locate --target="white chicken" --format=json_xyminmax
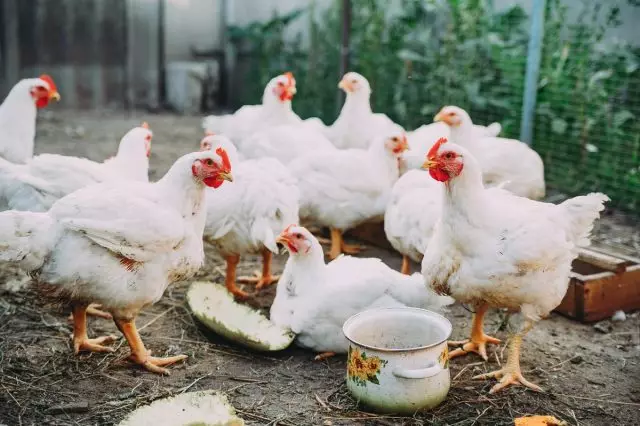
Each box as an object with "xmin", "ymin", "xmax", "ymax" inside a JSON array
[
  {"xmin": 384, "ymin": 168, "xmax": 442, "ymax": 274},
  {"xmin": 0, "ymin": 149, "xmax": 233, "ymax": 374},
  {"xmin": 434, "ymin": 106, "xmax": 545, "ymax": 199},
  {"xmin": 290, "ymin": 128, "xmax": 408, "ymax": 259},
  {"xmin": 202, "ymin": 72, "xmax": 299, "ymax": 142},
  {"xmin": 402, "ymin": 119, "xmax": 502, "ymax": 173},
  {"xmin": 271, "ymin": 225, "xmax": 453, "ymax": 359},
  {"xmin": 0, "ymin": 123, "xmax": 152, "ymax": 212},
  {"xmin": 0, "ymin": 75, "xmax": 60, "ymax": 164},
  {"xmin": 200, "ymin": 134, "xmax": 299, "ymax": 299},
  {"xmin": 327, "ymin": 72, "xmax": 401, "ymax": 150},
  {"xmin": 239, "ymin": 123, "xmax": 337, "ymax": 165},
  {"xmin": 420, "ymin": 137, "xmax": 608, "ymax": 393}
]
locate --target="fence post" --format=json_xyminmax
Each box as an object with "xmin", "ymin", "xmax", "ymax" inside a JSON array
[
  {"xmin": 520, "ymin": 0, "xmax": 547, "ymax": 145},
  {"xmin": 337, "ymin": 0, "xmax": 351, "ymax": 114}
]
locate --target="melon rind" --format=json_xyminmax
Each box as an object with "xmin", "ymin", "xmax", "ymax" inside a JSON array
[
  {"xmin": 187, "ymin": 281, "xmax": 295, "ymax": 351},
  {"xmin": 118, "ymin": 390, "xmax": 244, "ymax": 426}
]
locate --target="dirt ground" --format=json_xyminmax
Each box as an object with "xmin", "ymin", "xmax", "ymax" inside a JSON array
[{"xmin": 0, "ymin": 110, "xmax": 639, "ymax": 426}]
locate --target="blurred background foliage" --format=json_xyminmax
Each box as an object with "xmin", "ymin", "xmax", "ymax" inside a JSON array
[{"xmin": 229, "ymin": 0, "xmax": 640, "ymax": 211}]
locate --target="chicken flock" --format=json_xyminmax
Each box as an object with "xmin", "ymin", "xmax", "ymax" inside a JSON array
[{"xmin": 0, "ymin": 72, "xmax": 608, "ymax": 394}]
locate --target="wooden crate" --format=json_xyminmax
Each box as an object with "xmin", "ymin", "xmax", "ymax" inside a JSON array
[{"xmin": 350, "ymin": 222, "xmax": 640, "ymax": 323}]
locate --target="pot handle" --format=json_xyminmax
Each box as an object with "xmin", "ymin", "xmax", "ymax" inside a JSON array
[{"xmin": 392, "ymin": 362, "xmax": 442, "ymax": 379}]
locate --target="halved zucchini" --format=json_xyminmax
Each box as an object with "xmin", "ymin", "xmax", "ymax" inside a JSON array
[
  {"xmin": 118, "ymin": 390, "xmax": 244, "ymax": 426},
  {"xmin": 187, "ymin": 281, "xmax": 295, "ymax": 351}
]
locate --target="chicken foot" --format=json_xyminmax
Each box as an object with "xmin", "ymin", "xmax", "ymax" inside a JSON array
[
  {"xmin": 225, "ymin": 254, "xmax": 250, "ymax": 299},
  {"xmin": 314, "ymin": 352, "xmax": 336, "ymax": 361},
  {"xmin": 401, "ymin": 255, "xmax": 411, "ymax": 275},
  {"xmin": 71, "ymin": 305, "xmax": 117, "ymax": 354},
  {"xmin": 473, "ymin": 319, "xmax": 542, "ymax": 393},
  {"xmin": 67, "ymin": 303, "xmax": 113, "ymax": 322},
  {"xmin": 448, "ymin": 304, "xmax": 501, "ymax": 361},
  {"xmin": 328, "ymin": 228, "xmax": 367, "ymax": 260},
  {"xmin": 237, "ymin": 250, "xmax": 280, "ymax": 290},
  {"xmin": 115, "ymin": 317, "xmax": 187, "ymax": 375}
]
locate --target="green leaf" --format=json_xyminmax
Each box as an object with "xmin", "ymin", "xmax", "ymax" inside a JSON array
[
  {"xmin": 588, "ymin": 70, "xmax": 613, "ymax": 89},
  {"xmin": 613, "ymin": 110, "xmax": 635, "ymax": 128},
  {"xmin": 551, "ymin": 117, "xmax": 568, "ymax": 134},
  {"xmin": 369, "ymin": 375, "xmax": 380, "ymax": 385},
  {"xmin": 397, "ymin": 49, "xmax": 426, "ymax": 63}
]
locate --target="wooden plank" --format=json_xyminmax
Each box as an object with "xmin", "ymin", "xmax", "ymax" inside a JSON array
[
  {"xmin": 581, "ymin": 265, "xmax": 640, "ymax": 322},
  {"xmin": 578, "ymin": 247, "xmax": 629, "ymax": 274}
]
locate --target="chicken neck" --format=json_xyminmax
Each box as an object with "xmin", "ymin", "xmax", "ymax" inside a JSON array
[
  {"xmin": 448, "ymin": 303, "xmax": 501, "ymax": 361},
  {"xmin": 0, "ymin": 80, "xmax": 38, "ymax": 163},
  {"xmin": 473, "ymin": 319, "xmax": 542, "ymax": 393},
  {"xmin": 448, "ymin": 120, "xmax": 477, "ymax": 150},
  {"xmin": 115, "ymin": 316, "xmax": 187, "ymax": 375}
]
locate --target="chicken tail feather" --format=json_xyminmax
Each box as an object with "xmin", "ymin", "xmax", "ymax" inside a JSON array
[
  {"xmin": 0, "ymin": 210, "xmax": 54, "ymax": 272},
  {"xmin": 560, "ymin": 192, "xmax": 609, "ymax": 248}
]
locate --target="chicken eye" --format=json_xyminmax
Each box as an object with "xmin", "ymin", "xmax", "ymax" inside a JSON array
[
  {"xmin": 444, "ymin": 152, "xmax": 455, "ymax": 159},
  {"xmin": 448, "ymin": 112, "xmax": 455, "ymax": 117},
  {"xmin": 206, "ymin": 159, "xmax": 213, "ymax": 166},
  {"xmin": 277, "ymin": 82, "xmax": 284, "ymax": 86},
  {"xmin": 392, "ymin": 137, "xmax": 399, "ymax": 142},
  {"xmin": 351, "ymin": 79, "xmax": 357, "ymax": 84},
  {"xmin": 295, "ymin": 233, "xmax": 302, "ymax": 239}
]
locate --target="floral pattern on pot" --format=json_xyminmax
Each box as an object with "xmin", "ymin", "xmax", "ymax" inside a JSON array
[
  {"xmin": 438, "ymin": 346, "xmax": 449, "ymax": 369},
  {"xmin": 347, "ymin": 346, "xmax": 388, "ymax": 386}
]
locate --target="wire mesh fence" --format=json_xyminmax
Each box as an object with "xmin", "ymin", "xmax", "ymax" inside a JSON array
[{"xmin": 230, "ymin": 0, "xmax": 640, "ymax": 212}]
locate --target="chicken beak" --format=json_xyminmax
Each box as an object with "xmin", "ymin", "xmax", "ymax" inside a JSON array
[
  {"xmin": 400, "ymin": 136, "xmax": 410, "ymax": 152},
  {"xmin": 276, "ymin": 233, "xmax": 290, "ymax": 246},
  {"xmin": 338, "ymin": 79, "xmax": 352, "ymax": 92},
  {"xmin": 219, "ymin": 171, "xmax": 233, "ymax": 182},
  {"xmin": 433, "ymin": 112, "xmax": 443, "ymax": 123},
  {"xmin": 50, "ymin": 91, "xmax": 61, "ymax": 101},
  {"xmin": 289, "ymin": 86, "xmax": 297, "ymax": 95},
  {"xmin": 422, "ymin": 159, "xmax": 438, "ymax": 170}
]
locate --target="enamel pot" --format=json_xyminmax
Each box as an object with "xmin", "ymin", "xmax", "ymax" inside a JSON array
[{"xmin": 342, "ymin": 307, "xmax": 452, "ymax": 414}]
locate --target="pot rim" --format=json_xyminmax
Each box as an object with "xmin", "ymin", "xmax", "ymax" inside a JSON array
[{"xmin": 342, "ymin": 307, "xmax": 452, "ymax": 353}]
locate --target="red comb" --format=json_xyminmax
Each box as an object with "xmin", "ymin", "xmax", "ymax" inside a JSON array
[
  {"xmin": 141, "ymin": 122, "xmax": 149, "ymax": 129},
  {"xmin": 39, "ymin": 74, "xmax": 57, "ymax": 92},
  {"xmin": 215, "ymin": 147, "xmax": 231, "ymax": 171},
  {"xmin": 427, "ymin": 137, "xmax": 448, "ymax": 159},
  {"xmin": 284, "ymin": 72, "xmax": 294, "ymax": 85},
  {"xmin": 205, "ymin": 130, "xmax": 215, "ymax": 136}
]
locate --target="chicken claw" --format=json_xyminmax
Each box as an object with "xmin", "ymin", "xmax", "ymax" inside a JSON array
[
  {"xmin": 474, "ymin": 365, "xmax": 542, "ymax": 394},
  {"xmin": 236, "ymin": 250, "xmax": 280, "ymax": 290},
  {"xmin": 473, "ymin": 320, "xmax": 542, "ymax": 394},
  {"xmin": 71, "ymin": 305, "xmax": 117, "ymax": 354},
  {"xmin": 328, "ymin": 228, "xmax": 367, "ymax": 259},
  {"xmin": 74, "ymin": 335, "xmax": 117, "ymax": 354},
  {"xmin": 449, "ymin": 303, "xmax": 500, "ymax": 361},
  {"xmin": 448, "ymin": 334, "xmax": 501, "ymax": 361},
  {"xmin": 116, "ymin": 318, "xmax": 187, "ymax": 375}
]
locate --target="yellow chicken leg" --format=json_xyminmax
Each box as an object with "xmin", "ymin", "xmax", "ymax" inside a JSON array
[
  {"xmin": 115, "ymin": 317, "xmax": 187, "ymax": 375},
  {"xmin": 473, "ymin": 320, "xmax": 542, "ymax": 393},
  {"xmin": 314, "ymin": 352, "xmax": 336, "ymax": 361},
  {"xmin": 71, "ymin": 305, "xmax": 117, "ymax": 354},
  {"xmin": 328, "ymin": 228, "xmax": 366, "ymax": 259},
  {"xmin": 225, "ymin": 254, "xmax": 250, "ymax": 299},
  {"xmin": 400, "ymin": 255, "xmax": 411, "ymax": 275},
  {"xmin": 449, "ymin": 304, "xmax": 501, "ymax": 361},
  {"xmin": 237, "ymin": 249, "xmax": 280, "ymax": 290}
]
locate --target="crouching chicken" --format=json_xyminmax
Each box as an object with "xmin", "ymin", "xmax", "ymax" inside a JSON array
[
  {"xmin": 270, "ymin": 225, "xmax": 453, "ymax": 360},
  {"xmin": 420, "ymin": 137, "xmax": 608, "ymax": 393},
  {"xmin": 0, "ymin": 150, "xmax": 233, "ymax": 374}
]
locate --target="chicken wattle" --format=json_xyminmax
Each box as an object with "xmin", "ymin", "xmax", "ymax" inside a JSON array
[
  {"xmin": 420, "ymin": 137, "xmax": 608, "ymax": 393},
  {"xmin": 0, "ymin": 149, "xmax": 233, "ymax": 374}
]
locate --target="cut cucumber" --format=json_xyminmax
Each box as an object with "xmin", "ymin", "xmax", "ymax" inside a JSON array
[
  {"xmin": 187, "ymin": 281, "xmax": 295, "ymax": 351},
  {"xmin": 118, "ymin": 390, "xmax": 244, "ymax": 426}
]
